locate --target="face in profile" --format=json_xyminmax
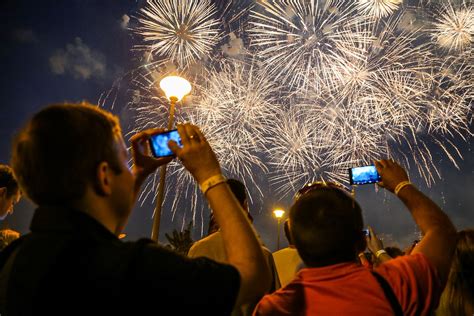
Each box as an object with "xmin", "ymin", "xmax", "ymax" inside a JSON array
[{"xmin": 0, "ymin": 190, "xmax": 21, "ymax": 220}]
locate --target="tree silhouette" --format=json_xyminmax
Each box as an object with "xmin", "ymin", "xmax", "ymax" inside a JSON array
[{"xmin": 164, "ymin": 221, "xmax": 194, "ymax": 255}]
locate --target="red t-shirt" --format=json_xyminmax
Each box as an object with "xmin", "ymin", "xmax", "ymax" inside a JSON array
[{"xmin": 254, "ymin": 253, "xmax": 441, "ymax": 316}]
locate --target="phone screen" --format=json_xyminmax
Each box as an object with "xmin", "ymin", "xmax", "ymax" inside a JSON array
[
  {"xmin": 349, "ymin": 165, "xmax": 381, "ymax": 185},
  {"xmin": 149, "ymin": 129, "xmax": 182, "ymax": 158}
]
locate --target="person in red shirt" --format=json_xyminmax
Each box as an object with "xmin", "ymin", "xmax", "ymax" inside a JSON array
[{"xmin": 254, "ymin": 160, "xmax": 457, "ymax": 316}]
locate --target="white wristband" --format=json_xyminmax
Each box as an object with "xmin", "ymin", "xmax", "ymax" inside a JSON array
[
  {"xmin": 375, "ymin": 249, "xmax": 387, "ymax": 259},
  {"xmin": 200, "ymin": 174, "xmax": 227, "ymax": 196}
]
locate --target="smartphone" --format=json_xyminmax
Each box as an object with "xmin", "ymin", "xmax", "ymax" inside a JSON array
[
  {"xmin": 149, "ymin": 129, "xmax": 182, "ymax": 158},
  {"xmin": 363, "ymin": 229, "xmax": 370, "ymax": 238},
  {"xmin": 349, "ymin": 165, "xmax": 381, "ymax": 185}
]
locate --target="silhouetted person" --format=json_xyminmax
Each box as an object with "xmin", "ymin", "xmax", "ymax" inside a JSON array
[
  {"xmin": 0, "ymin": 103, "xmax": 271, "ymax": 315},
  {"xmin": 189, "ymin": 179, "xmax": 279, "ymax": 316},
  {"xmin": 436, "ymin": 229, "xmax": 474, "ymax": 316},
  {"xmin": 254, "ymin": 160, "xmax": 457, "ymax": 316}
]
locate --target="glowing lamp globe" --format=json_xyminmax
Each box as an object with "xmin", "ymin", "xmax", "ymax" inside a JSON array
[
  {"xmin": 273, "ymin": 209, "xmax": 285, "ymax": 219},
  {"xmin": 159, "ymin": 76, "xmax": 192, "ymax": 102}
]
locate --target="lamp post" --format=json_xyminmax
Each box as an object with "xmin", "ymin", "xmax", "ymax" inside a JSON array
[
  {"xmin": 151, "ymin": 75, "xmax": 192, "ymax": 242},
  {"xmin": 273, "ymin": 209, "xmax": 285, "ymax": 250}
]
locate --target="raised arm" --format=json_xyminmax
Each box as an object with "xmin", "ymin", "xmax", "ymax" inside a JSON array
[
  {"xmin": 366, "ymin": 226, "xmax": 392, "ymax": 264},
  {"xmin": 374, "ymin": 160, "xmax": 457, "ymax": 285},
  {"xmin": 169, "ymin": 124, "xmax": 271, "ymax": 306}
]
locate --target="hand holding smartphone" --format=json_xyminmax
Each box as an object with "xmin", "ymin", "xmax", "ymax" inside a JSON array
[
  {"xmin": 149, "ymin": 129, "xmax": 183, "ymax": 158},
  {"xmin": 349, "ymin": 165, "xmax": 382, "ymax": 185}
]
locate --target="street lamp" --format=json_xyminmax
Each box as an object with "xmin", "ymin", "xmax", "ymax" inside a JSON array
[
  {"xmin": 273, "ymin": 209, "xmax": 285, "ymax": 250},
  {"xmin": 151, "ymin": 75, "xmax": 192, "ymax": 242}
]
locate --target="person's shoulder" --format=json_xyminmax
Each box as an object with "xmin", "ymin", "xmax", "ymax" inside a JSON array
[
  {"xmin": 375, "ymin": 253, "xmax": 442, "ymax": 314},
  {"xmin": 196, "ymin": 231, "xmax": 222, "ymax": 244},
  {"xmin": 273, "ymin": 247, "xmax": 297, "ymax": 258},
  {"xmin": 254, "ymin": 276, "xmax": 304, "ymax": 315},
  {"xmin": 189, "ymin": 231, "xmax": 222, "ymax": 249},
  {"xmin": 377, "ymin": 253, "xmax": 437, "ymax": 275}
]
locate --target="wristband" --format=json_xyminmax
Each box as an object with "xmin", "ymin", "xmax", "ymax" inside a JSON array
[
  {"xmin": 394, "ymin": 181, "xmax": 412, "ymax": 196},
  {"xmin": 200, "ymin": 174, "xmax": 227, "ymax": 196},
  {"xmin": 375, "ymin": 249, "xmax": 387, "ymax": 259}
]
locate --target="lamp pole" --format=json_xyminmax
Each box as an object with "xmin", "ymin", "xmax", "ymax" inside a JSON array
[
  {"xmin": 151, "ymin": 96, "xmax": 177, "ymax": 242},
  {"xmin": 273, "ymin": 209, "xmax": 285, "ymax": 250},
  {"xmin": 277, "ymin": 217, "xmax": 282, "ymax": 250}
]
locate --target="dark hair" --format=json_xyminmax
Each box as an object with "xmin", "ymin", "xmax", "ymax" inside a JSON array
[
  {"xmin": 385, "ymin": 246, "xmax": 404, "ymax": 258},
  {"xmin": 438, "ymin": 229, "xmax": 474, "ymax": 315},
  {"xmin": 289, "ymin": 188, "xmax": 365, "ymax": 267},
  {"xmin": 0, "ymin": 165, "xmax": 19, "ymax": 197},
  {"xmin": 207, "ymin": 179, "xmax": 251, "ymax": 235},
  {"xmin": 11, "ymin": 102, "xmax": 122, "ymax": 206},
  {"xmin": 226, "ymin": 179, "xmax": 247, "ymax": 206}
]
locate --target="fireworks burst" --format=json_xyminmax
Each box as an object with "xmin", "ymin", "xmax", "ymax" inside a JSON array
[
  {"xmin": 264, "ymin": 12, "xmax": 471, "ymax": 194},
  {"xmin": 128, "ymin": 58, "xmax": 281, "ymax": 231},
  {"xmin": 424, "ymin": 54, "xmax": 473, "ymax": 137},
  {"xmin": 357, "ymin": 0, "xmax": 403, "ymax": 19},
  {"xmin": 135, "ymin": 0, "xmax": 221, "ymax": 70},
  {"xmin": 185, "ymin": 59, "xmax": 282, "ymax": 200},
  {"xmin": 119, "ymin": 0, "xmax": 473, "ymax": 231},
  {"xmin": 248, "ymin": 0, "xmax": 368, "ymax": 91},
  {"xmin": 431, "ymin": 1, "xmax": 474, "ymax": 52}
]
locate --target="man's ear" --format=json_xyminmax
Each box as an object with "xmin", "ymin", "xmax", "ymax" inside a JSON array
[
  {"xmin": 0, "ymin": 187, "xmax": 6, "ymax": 198},
  {"xmin": 94, "ymin": 162, "xmax": 113, "ymax": 196}
]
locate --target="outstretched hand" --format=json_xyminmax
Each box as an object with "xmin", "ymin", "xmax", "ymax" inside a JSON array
[
  {"xmin": 130, "ymin": 128, "xmax": 173, "ymax": 179},
  {"xmin": 366, "ymin": 226, "xmax": 384, "ymax": 255},
  {"xmin": 374, "ymin": 159, "xmax": 409, "ymax": 193},
  {"xmin": 168, "ymin": 123, "xmax": 222, "ymax": 184}
]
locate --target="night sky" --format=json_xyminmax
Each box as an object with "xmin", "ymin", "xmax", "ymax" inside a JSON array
[{"xmin": 1, "ymin": 0, "xmax": 472, "ymax": 251}]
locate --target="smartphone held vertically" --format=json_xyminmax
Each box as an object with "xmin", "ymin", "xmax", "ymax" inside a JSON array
[
  {"xmin": 363, "ymin": 229, "xmax": 370, "ymax": 238},
  {"xmin": 149, "ymin": 129, "xmax": 183, "ymax": 158},
  {"xmin": 349, "ymin": 165, "xmax": 381, "ymax": 185}
]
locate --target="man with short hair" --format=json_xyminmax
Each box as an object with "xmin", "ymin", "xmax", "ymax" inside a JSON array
[
  {"xmin": 254, "ymin": 160, "xmax": 457, "ymax": 315},
  {"xmin": 189, "ymin": 178, "xmax": 280, "ymax": 316},
  {"xmin": 0, "ymin": 165, "xmax": 20, "ymax": 220},
  {"xmin": 0, "ymin": 103, "xmax": 271, "ymax": 315}
]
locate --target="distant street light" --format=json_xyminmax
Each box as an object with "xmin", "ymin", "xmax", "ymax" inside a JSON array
[{"xmin": 273, "ymin": 209, "xmax": 285, "ymax": 250}]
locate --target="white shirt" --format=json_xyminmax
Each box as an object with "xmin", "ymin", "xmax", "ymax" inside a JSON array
[{"xmin": 272, "ymin": 247, "xmax": 304, "ymax": 287}]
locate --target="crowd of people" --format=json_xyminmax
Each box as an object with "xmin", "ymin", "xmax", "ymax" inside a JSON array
[{"xmin": 0, "ymin": 102, "xmax": 472, "ymax": 315}]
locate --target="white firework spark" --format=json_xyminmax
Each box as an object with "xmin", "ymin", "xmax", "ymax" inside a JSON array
[
  {"xmin": 357, "ymin": 0, "xmax": 403, "ymax": 19},
  {"xmin": 424, "ymin": 54, "xmax": 473, "ymax": 137},
  {"xmin": 134, "ymin": 0, "xmax": 221, "ymax": 69},
  {"xmin": 329, "ymin": 16, "xmax": 432, "ymax": 103},
  {"xmin": 119, "ymin": 0, "xmax": 473, "ymax": 228},
  {"xmin": 430, "ymin": 1, "xmax": 474, "ymax": 52},
  {"xmin": 128, "ymin": 58, "xmax": 281, "ymax": 231},
  {"xmin": 266, "ymin": 13, "xmax": 469, "ymax": 193},
  {"xmin": 191, "ymin": 59, "xmax": 279, "ymax": 181},
  {"xmin": 248, "ymin": 0, "xmax": 369, "ymax": 91},
  {"xmin": 266, "ymin": 109, "xmax": 321, "ymax": 196}
]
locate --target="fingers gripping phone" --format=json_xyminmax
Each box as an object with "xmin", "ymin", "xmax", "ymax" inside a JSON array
[
  {"xmin": 149, "ymin": 129, "xmax": 183, "ymax": 158},
  {"xmin": 349, "ymin": 165, "xmax": 381, "ymax": 185}
]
